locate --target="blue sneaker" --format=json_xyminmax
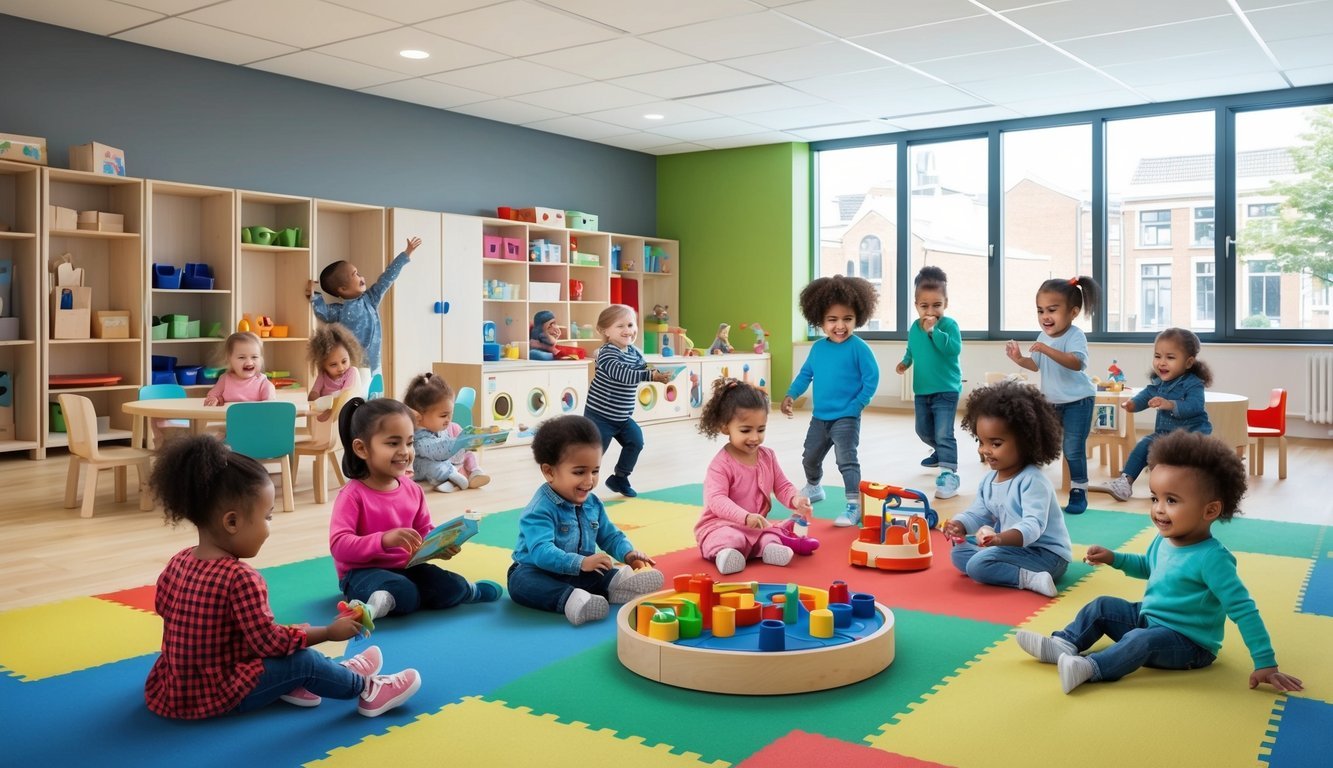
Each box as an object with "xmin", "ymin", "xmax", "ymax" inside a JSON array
[
  {"xmin": 921, "ymin": 453, "xmax": 939, "ymax": 468},
  {"xmin": 834, "ymin": 502, "xmax": 861, "ymax": 527},
  {"xmin": 605, "ymin": 474, "xmax": 637, "ymax": 497},
  {"xmin": 1064, "ymin": 488, "xmax": 1087, "ymax": 515},
  {"xmin": 801, "ymin": 483, "xmax": 825, "ymax": 504},
  {"xmin": 934, "ymin": 470, "xmax": 960, "ymax": 500}
]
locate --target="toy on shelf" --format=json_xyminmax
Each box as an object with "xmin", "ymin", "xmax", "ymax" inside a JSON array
[
  {"xmin": 740, "ymin": 322, "xmax": 770, "ymax": 354},
  {"xmin": 336, "ymin": 599, "xmax": 375, "ymax": 638},
  {"xmin": 253, "ymin": 315, "xmax": 275, "ymax": 338},
  {"xmin": 650, "ymin": 304, "xmax": 669, "ymax": 324},
  {"xmin": 851, "ymin": 482, "xmax": 938, "ymax": 571},
  {"xmin": 237, "ymin": 314, "xmax": 251, "ymax": 333},
  {"xmin": 1094, "ymin": 360, "xmax": 1127, "ymax": 392},
  {"xmin": 709, "ymin": 323, "xmax": 734, "ymax": 355}
]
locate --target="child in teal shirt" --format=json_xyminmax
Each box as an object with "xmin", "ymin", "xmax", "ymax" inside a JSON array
[{"xmin": 896, "ymin": 266, "xmax": 962, "ymax": 499}]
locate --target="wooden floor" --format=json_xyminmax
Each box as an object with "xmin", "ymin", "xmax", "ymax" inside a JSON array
[{"xmin": 2, "ymin": 409, "xmax": 1329, "ymax": 612}]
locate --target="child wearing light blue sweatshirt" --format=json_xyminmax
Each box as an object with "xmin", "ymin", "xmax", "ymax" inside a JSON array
[
  {"xmin": 781, "ymin": 275, "xmax": 880, "ymax": 528},
  {"xmin": 307, "ymin": 236, "xmax": 420, "ymax": 375},
  {"xmin": 897, "ymin": 266, "xmax": 963, "ymax": 500}
]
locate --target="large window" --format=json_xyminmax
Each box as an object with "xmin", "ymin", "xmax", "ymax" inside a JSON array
[
  {"xmin": 1140, "ymin": 263, "xmax": 1172, "ymax": 331},
  {"xmin": 1192, "ymin": 207, "xmax": 1214, "ymax": 247},
  {"xmin": 1244, "ymin": 260, "xmax": 1282, "ymax": 327},
  {"xmin": 1193, "ymin": 259, "xmax": 1215, "ymax": 328},
  {"xmin": 909, "ymin": 138, "xmax": 988, "ymax": 331},
  {"xmin": 815, "ymin": 144, "xmax": 896, "ymax": 331}
]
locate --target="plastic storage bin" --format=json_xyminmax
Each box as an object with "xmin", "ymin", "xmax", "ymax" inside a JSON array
[
  {"xmin": 176, "ymin": 365, "xmax": 203, "ymax": 385},
  {"xmin": 152, "ymin": 264, "xmax": 182, "ymax": 289},
  {"xmin": 182, "ymin": 263, "xmax": 214, "ymax": 290}
]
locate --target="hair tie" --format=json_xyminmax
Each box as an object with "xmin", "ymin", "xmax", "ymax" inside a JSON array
[
  {"xmin": 1069, "ymin": 277, "xmax": 1079, "ymax": 286},
  {"xmin": 724, "ymin": 377, "xmax": 740, "ymax": 389}
]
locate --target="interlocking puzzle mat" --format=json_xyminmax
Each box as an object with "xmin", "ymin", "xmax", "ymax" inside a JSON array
[{"xmin": 0, "ymin": 486, "xmax": 1327, "ymax": 767}]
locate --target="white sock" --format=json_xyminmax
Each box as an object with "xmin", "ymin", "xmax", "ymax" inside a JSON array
[
  {"xmin": 1015, "ymin": 629, "xmax": 1077, "ymax": 663},
  {"xmin": 563, "ymin": 588, "xmax": 609, "ymax": 626},
  {"xmin": 1058, "ymin": 654, "xmax": 1096, "ymax": 694},
  {"xmin": 366, "ymin": 590, "xmax": 395, "ymax": 619},
  {"xmin": 715, "ymin": 548, "xmax": 746, "ymax": 575},
  {"xmin": 607, "ymin": 566, "xmax": 664, "ymax": 603},
  {"xmin": 761, "ymin": 543, "xmax": 794, "ymax": 567},
  {"xmin": 1018, "ymin": 569, "xmax": 1058, "ymax": 597}
]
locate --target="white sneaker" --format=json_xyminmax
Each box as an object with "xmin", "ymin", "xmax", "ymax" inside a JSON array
[
  {"xmin": 563, "ymin": 588, "xmax": 609, "ymax": 626},
  {"xmin": 448, "ymin": 470, "xmax": 469, "ymax": 490},
  {"xmin": 934, "ymin": 470, "xmax": 961, "ymax": 499},
  {"xmin": 1058, "ymin": 654, "xmax": 1096, "ymax": 694},
  {"xmin": 1107, "ymin": 474, "xmax": 1133, "ymax": 501},
  {"xmin": 834, "ymin": 502, "xmax": 861, "ymax": 527},
  {"xmin": 468, "ymin": 470, "xmax": 491, "ymax": 489},
  {"xmin": 1018, "ymin": 568, "xmax": 1058, "ymax": 597},
  {"xmin": 715, "ymin": 548, "xmax": 746, "ymax": 575},
  {"xmin": 1015, "ymin": 630, "xmax": 1076, "ymax": 663},
  {"xmin": 608, "ymin": 566, "xmax": 664, "ymax": 603},
  {"xmin": 434, "ymin": 481, "xmax": 457, "ymax": 493},
  {"xmin": 366, "ymin": 590, "xmax": 396, "ymax": 620},
  {"xmin": 801, "ymin": 483, "xmax": 825, "ymax": 504},
  {"xmin": 761, "ymin": 543, "xmax": 794, "ymax": 567}
]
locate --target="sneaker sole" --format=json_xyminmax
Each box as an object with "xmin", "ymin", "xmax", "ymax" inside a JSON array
[
  {"xmin": 715, "ymin": 549, "xmax": 746, "ymax": 575},
  {"xmin": 279, "ymin": 694, "xmax": 322, "ymax": 707},
  {"xmin": 468, "ymin": 474, "xmax": 491, "ymax": 489},
  {"xmin": 934, "ymin": 489, "xmax": 959, "ymax": 499},
  {"xmin": 761, "ymin": 546, "xmax": 794, "ymax": 567},
  {"xmin": 833, "ymin": 515, "xmax": 859, "ymax": 527},
  {"xmin": 570, "ymin": 596, "xmax": 610, "ymax": 625},
  {"xmin": 358, "ymin": 673, "xmax": 422, "ymax": 717},
  {"xmin": 608, "ymin": 569, "xmax": 664, "ymax": 603}
]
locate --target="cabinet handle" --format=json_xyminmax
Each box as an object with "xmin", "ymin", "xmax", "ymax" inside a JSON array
[{"xmin": 433, "ymin": 301, "xmax": 450, "ymax": 314}]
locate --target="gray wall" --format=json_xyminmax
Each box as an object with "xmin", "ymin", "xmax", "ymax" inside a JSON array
[{"xmin": 0, "ymin": 14, "xmax": 657, "ymax": 234}]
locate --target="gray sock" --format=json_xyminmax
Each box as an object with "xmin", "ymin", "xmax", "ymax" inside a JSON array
[
  {"xmin": 366, "ymin": 590, "xmax": 396, "ymax": 619},
  {"xmin": 1015, "ymin": 629, "xmax": 1077, "ymax": 663},
  {"xmin": 1058, "ymin": 654, "xmax": 1096, "ymax": 694}
]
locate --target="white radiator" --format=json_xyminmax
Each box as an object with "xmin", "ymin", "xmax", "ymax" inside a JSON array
[
  {"xmin": 1308, "ymin": 353, "xmax": 1333, "ymax": 424},
  {"xmin": 900, "ymin": 365, "xmax": 913, "ymax": 402}
]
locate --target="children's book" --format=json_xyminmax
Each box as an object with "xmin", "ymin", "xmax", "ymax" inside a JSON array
[
  {"xmin": 437, "ymin": 425, "xmax": 512, "ymax": 455},
  {"xmin": 407, "ymin": 513, "xmax": 480, "ymax": 567}
]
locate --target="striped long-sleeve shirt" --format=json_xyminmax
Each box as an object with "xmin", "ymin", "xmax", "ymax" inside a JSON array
[{"xmin": 585, "ymin": 343, "xmax": 651, "ymax": 422}]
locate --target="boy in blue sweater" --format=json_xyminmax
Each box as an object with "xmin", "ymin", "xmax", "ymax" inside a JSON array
[
  {"xmin": 781, "ymin": 275, "xmax": 880, "ymax": 527},
  {"xmin": 1015, "ymin": 430, "xmax": 1303, "ymax": 695},
  {"xmin": 306, "ymin": 236, "xmax": 420, "ymax": 375}
]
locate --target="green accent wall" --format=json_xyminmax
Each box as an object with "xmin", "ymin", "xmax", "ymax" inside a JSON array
[{"xmin": 657, "ymin": 143, "xmax": 810, "ymax": 390}]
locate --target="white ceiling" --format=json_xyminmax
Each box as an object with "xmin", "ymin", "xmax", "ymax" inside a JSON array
[{"xmin": 6, "ymin": 0, "xmax": 1333, "ymax": 155}]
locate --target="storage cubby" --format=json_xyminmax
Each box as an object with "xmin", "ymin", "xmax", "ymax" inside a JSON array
[
  {"xmin": 237, "ymin": 191, "xmax": 311, "ymax": 391},
  {"xmin": 0, "ymin": 160, "xmax": 41, "ymax": 457},
  {"xmin": 567, "ymin": 231, "xmax": 611, "ymax": 348}
]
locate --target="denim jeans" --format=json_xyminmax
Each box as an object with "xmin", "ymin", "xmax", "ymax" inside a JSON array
[
  {"xmin": 507, "ymin": 562, "xmax": 619, "ymax": 614},
  {"xmin": 949, "ymin": 542, "xmax": 1069, "ymax": 589},
  {"xmin": 1122, "ymin": 431, "xmax": 1162, "ymax": 482},
  {"xmin": 586, "ymin": 411, "xmax": 643, "ymax": 477},
  {"xmin": 339, "ymin": 564, "xmax": 471, "ymax": 615},
  {"xmin": 233, "ymin": 648, "xmax": 363, "ymax": 713},
  {"xmin": 1054, "ymin": 396, "xmax": 1095, "ymax": 487},
  {"xmin": 914, "ymin": 392, "xmax": 959, "ymax": 471},
  {"xmin": 801, "ymin": 415, "xmax": 862, "ymax": 498},
  {"xmin": 1054, "ymin": 596, "xmax": 1216, "ymax": 682}
]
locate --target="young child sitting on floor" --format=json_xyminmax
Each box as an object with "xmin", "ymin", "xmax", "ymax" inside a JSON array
[{"xmin": 401, "ymin": 372, "xmax": 489, "ymax": 492}]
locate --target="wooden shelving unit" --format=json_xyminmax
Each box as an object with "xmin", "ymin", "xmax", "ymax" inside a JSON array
[
  {"xmin": 0, "ymin": 160, "xmax": 42, "ymax": 457},
  {"xmin": 313, "ymin": 198, "xmax": 385, "ymax": 387},
  {"xmin": 237, "ymin": 191, "xmax": 311, "ymax": 392}
]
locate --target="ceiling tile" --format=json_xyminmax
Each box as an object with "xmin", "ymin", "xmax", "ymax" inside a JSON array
[
  {"xmin": 854, "ymin": 15, "xmax": 1038, "ymax": 63},
  {"xmin": 417, "ymin": 0, "xmax": 617, "ymax": 57},
  {"xmin": 448, "ymin": 98, "xmax": 566, "ymax": 124},
  {"xmin": 247, "ymin": 51, "xmax": 406, "ymax": 90},
  {"xmin": 914, "ymin": 44, "xmax": 1078, "ymax": 82},
  {"xmin": 723, "ymin": 42, "xmax": 890, "ymax": 81},
  {"xmin": 789, "ymin": 66, "xmax": 945, "ymax": 102},
  {"xmin": 523, "ymin": 115, "xmax": 631, "ymax": 140},
  {"xmin": 1004, "ymin": 88, "xmax": 1146, "ymax": 117},
  {"xmin": 696, "ymin": 131, "xmax": 802, "ymax": 149},
  {"xmin": 785, "ymin": 121, "xmax": 896, "ymax": 141},
  {"xmin": 526, "ymin": 37, "xmax": 702, "ymax": 80},
  {"xmin": 114, "ymin": 0, "xmax": 219, "ymax": 13},
  {"xmin": 1286, "ymin": 62, "xmax": 1333, "ymax": 85},
  {"xmin": 1058, "ymin": 16, "xmax": 1260, "ymax": 66},
  {"xmin": 183, "ymin": 0, "xmax": 396, "ymax": 48},
  {"xmin": 653, "ymin": 117, "xmax": 772, "ymax": 141},
  {"xmin": 650, "ymin": 142, "xmax": 712, "ymax": 155},
  {"xmin": 360, "ymin": 78, "xmax": 492, "ymax": 109},
  {"xmin": 428, "ymin": 59, "xmax": 587, "ymax": 97},
  {"xmin": 886, "ymin": 105, "xmax": 1023, "ymax": 130},
  {"xmin": 779, "ymin": 0, "xmax": 984, "ymax": 37},
  {"xmin": 511, "ymin": 81, "xmax": 657, "ymax": 112},
  {"xmin": 1135, "ymin": 71, "xmax": 1289, "ymax": 101},
  {"xmin": 1003, "ymin": 0, "xmax": 1230, "ymax": 42},
  {"xmin": 1101, "ymin": 48, "xmax": 1278, "ymax": 87},
  {"xmin": 0, "ymin": 0, "xmax": 161, "ymax": 35},
  {"xmin": 1267, "ymin": 32, "xmax": 1333, "ymax": 69},
  {"xmin": 974, "ymin": 0, "xmax": 1072, "ymax": 10},
  {"xmin": 957, "ymin": 67, "xmax": 1127, "ymax": 102},
  {"xmin": 741, "ymin": 103, "xmax": 874, "ymax": 131},
  {"xmin": 539, "ymin": 0, "xmax": 759, "ymax": 35},
  {"xmin": 320, "ymin": 0, "xmax": 493, "ymax": 24},
  {"xmin": 580, "ymin": 101, "xmax": 721, "ymax": 130},
  {"xmin": 643, "ymin": 11, "xmax": 832, "ymax": 60},
  {"xmin": 315, "ymin": 27, "xmax": 504, "ymax": 75},
  {"xmin": 596, "ymin": 132, "xmax": 691, "ymax": 151},
  {"xmin": 607, "ymin": 64, "xmax": 768, "ymax": 100},
  {"xmin": 678, "ymin": 84, "xmax": 825, "ymax": 115},
  {"xmin": 114, "ymin": 17, "xmax": 297, "ymax": 65},
  {"xmin": 873, "ymin": 85, "xmax": 991, "ymax": 118},
  {"xmin": 1246, "ymin": 0, "xmax": 1333, "ymax": 42}
]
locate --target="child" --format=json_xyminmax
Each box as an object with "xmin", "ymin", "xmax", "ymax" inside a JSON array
[
  {"xmin": 203, "ymin": 332, "xmax": 275, "ymax": 406},
  {"xmin": 529, "ymin": 309, "xmax": 585, "ymax": 360},
  {"xmin": 780, "ymin": 275, "xmax": 880, "ymax": 527},
  {"xmin": 307, "ymin": 236, "xmax": 420, "ymax": 375},
  {"xmin": 1107, "ymin": 327, "xmax": 1213, "ymax": 502},
  {"xmin": 508, "ymin": 415, "xmax": 664, "ymax": 625},
  {"xmin": 401, "ymin": 372, "xmax": 489, "ymax": 492},
  {"xmin": 330, "ymin": 397, "xmax": 502, "ymax": 619},
  {"xmin": 307, "ymin": 323, "xmax": 364, "ymax": 420},
  {"xmin": 1016, "ymin": 430, "xmax": 1303, "ymax": 695},
  {"xmin": 896, "ymin": 266, "xmax": 962, "ymax": 501},
  {"xmin": 584, "ymin": 304, "xmax": 671, "ymax": 497},
  {"xmin": 709, "ymin": 323, "xmax": 733, "ymax": 354},
  {"xmin": 695, "ymin": 378, "xmax": 812, "ymax": 575},
  {"xmin": 1005, "ymin": 275, "xmax": 1101, "ymax": 515},
  {"xmin": 942, "ymin": 379, "xmax": 1074, "ymax": 597},
  {"xmin": 144, "ymin": 435, "xmax": 420, "ymax": 719}
]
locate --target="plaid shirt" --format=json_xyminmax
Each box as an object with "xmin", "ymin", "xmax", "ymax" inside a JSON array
[{"xmin": 145, "ymin": 548, "xmax": 306, "ymax": 719}]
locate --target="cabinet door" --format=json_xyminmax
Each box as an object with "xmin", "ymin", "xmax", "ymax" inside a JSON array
[
  {"xmin": 441, "ymin": 213, "xmax": 481, "ymax": 364},
  {"xmin": 388, "ymin": 208, "xmax": 442, "ymax": 386}
]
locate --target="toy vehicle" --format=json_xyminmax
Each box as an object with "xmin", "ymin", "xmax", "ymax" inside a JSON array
[{"xmin": 850, "ymin": 482, "xmax": 938, "ymax": 571}]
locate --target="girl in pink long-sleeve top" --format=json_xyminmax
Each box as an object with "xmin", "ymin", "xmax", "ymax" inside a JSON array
[
  {"xmin": 204, "ymin": 332, "xmax": 276, "ymax": 406},
  {"xmin": 694, "ymin": 379, "xmax": 813, "ymax": 576}
]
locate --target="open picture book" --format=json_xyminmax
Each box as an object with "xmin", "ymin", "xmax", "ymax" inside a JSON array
[{"xmin": 407, "ymin": 513, "xmax": 481, "ymax": 567}]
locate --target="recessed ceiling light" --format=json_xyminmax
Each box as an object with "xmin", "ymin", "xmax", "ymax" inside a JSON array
[
  {"xmin": 399, "ymin": 49, "xmax": 430, "ymax": 60},
  {"xmin": 644, "ymin": 113, "xmax": 665, "ymax": 120}
]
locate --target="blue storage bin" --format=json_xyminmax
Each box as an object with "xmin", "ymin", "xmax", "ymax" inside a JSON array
[
  {"xmin": 152, "ymin": 370, "xmax": 177, "ymax": 385},
  {"xmin": 176, "ymin": 365, "xmax": 202, "ymax": 385},
  {"xmin": 152, "ymin": 264, "xmax": 182, "ymax": 289},
  {"xmin": 483, "ymin": 342, "xmax": 501, "ymax": 361},
  {"xmin": 151, "ymin": 354, "xmax": 177, "ymax": 372},
  {"xmin": 182, "ymin": 263, "xmax": 215, "ymax": 290}
]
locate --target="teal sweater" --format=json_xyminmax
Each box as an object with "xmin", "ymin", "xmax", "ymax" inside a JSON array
[
  {"xmin": 901, "ymin": 316, "xmax": 961, "ymax": 395},
  {"xmin": 1113, "ymin": 535, "xmax": 1276, "ymax": 668},
  {"xmin": 786, "ymin": 335, "xmax": 879, "ymax": 420}
]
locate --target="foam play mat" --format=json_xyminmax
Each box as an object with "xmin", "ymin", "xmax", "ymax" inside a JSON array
[{"xmin": 1, "ymin": 486, "xmax": 1328, "ymax": 767}]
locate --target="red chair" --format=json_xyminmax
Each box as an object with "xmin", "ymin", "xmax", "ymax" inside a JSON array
[{"xmin": 1247, "ymin": 388, "xmax": 1287, "ymax": 479}]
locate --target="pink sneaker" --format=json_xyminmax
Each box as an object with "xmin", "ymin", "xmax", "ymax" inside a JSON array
[
  {"xmin": 342, "ymin": 645, "xmax": 383, "ymax": 678},
  {"xmin": 358, "ymin": 669, "xmax": 421, "ymax": 717},
  {"xmin": 279, "ymin": 687, "xmax": 321, "ymax": 707}
]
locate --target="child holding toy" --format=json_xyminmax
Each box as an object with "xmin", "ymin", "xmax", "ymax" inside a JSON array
[
  {"xmin": 330, "ymin": 397, "xmax": 502, "ymax": 620},
  {"xmin": 401, "ymin": 371, "xmax": 489, "ymax": 492},
  {"xmin": 696, "ymin": 378, "xmax": 812, "ymax": 575},
  {"xmin": 780, "ymin": 275, "xmax": 880, "ymax": 527},
  {"xmin": 307, "ymin": 236, "xmax": 420, "ymax": 375},
  {"xmin": 144, "ymin": 435, "xmax": 421, "ymax": 719},
  {"xmin": 1005, "ymin": 276, "xmax": 1101, "ymax": 515},
  {"xmin": 203, "ymin": 332, "xmax": 276, "ymax": 406},
  {"xmin": 529, "ymin": 309, "xmax": 586, "ymax": 360},
  {"xmin": 896, "ymin": 266, "xmax": 963, "ymax": 501},
  {"xmin": 508, "ymin": 415, "xmax": 664, "ymax": 625},
  {"xmin": 585, "ymin": 304, "xmax": 671, "ymax": 498},
  {"xmin": 1107, "ymin": 327, "xmax": 1213, "ymax": 502},
  {"xmin": 1016, "ymin": 430, "xmax": 1303, "ymax": 695},
  {"xmin": 306, "ymin": 323, "xmax": 363, "ymax": 420},
  {"xmin": 942, "ymin": 379, "xmax": 1074, "ymax": 597}
]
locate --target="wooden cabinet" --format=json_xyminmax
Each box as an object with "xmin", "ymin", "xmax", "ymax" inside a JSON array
[
  {"xmin": 236, "ymin": 191, "xmax": 311, "ymax": 391},
  {"xmin": 609, "ymin": 234, "xmax": 679, "ymax": 354},
  {"xmin": 0, "ymin": 160, "xmax": 41, "ymax": 457},
  {"xmin": 434, "ymin": 359, "xmax": 589, "ymax": 447}
]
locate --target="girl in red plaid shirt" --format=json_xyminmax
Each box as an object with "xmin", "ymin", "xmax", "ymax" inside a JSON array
[{"xmin": 144, "ymin": 435, "xmax": 421, "ymax": 719}]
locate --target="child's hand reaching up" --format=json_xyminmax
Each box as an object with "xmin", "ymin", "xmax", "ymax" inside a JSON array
[
  {"xmin": 1004, "ymin": 339, "xmax": 1024, "ymax": 362},
  {"xmin": 404, "ymin": 236, "xmax": 422, "ymax": 256},
  {"xmin": 1083, "ymin": 545, "xmax": 1114, "ymax": 566},
  {"xmin": 581, "ymin": 553, "xmax": 615, "ymax": 573},
  {"xmin": 382, "ymin": 528, "xmax": 422, "ymax": 554},
  {"xmin": 745, "ymin": 513, "xmax": 770, "ymax": 529},
  {"xmin": 1251, "ymin": 666, "xmax": 1303, "ymax": 692}
]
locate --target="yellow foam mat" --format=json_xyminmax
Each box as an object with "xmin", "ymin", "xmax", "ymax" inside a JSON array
[
  {"xmin": 433, "ymin": 542, "xmax": 517, "ymax": 586},
  {"xmin": 310, "ymin": 696, "xmax": 730, "ymax": 767},
  {"xmin": 604, "ymin": 499, "xmax": 702, "ymax": 556},
  {"xmin": 866, "ymin": 531, "xmax": 1329, "ymax": 767},
  {"xmin": 0, "ymin": 596, "xmax": 162, "ymax": 681}
]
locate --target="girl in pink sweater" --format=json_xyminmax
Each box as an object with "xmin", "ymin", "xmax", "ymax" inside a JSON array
[
  {"xmin": 694, "ymin": 379, "xmax": 812, "ymax": 575},
  {"xmin": 204, "ymin": 332, "xmax": 276, "ymax": 406}
]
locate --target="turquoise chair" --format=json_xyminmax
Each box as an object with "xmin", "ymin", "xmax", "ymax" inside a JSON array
[
  {"xmin": 138, "ymin": 383, "xmax": 189, "ymax": 449},
  {"xmin": 455, "ymin": 386, "xmax": 476, "ymax": 431},
  {"xmin": 367, "ymin": 373, "xmax": 384, "ymax": 400},
  {"xmin": 225, "ymin": 401, "xmax": 297, "ymax": 512}
]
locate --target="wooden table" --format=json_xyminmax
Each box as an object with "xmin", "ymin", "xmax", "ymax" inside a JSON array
[{"xmin": 123, "ymin": 393, "xmax": 309, "ymax": 449}]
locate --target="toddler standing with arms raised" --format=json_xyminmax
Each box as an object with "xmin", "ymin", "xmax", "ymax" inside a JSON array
[{"xmin": 307, "ymin": 236, "xmax": 420, "ymax": 376}]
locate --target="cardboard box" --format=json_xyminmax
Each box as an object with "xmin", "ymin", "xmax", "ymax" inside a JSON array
[
  {"xmin": 516, "ymin": 207, "xmax": 565, "ymax": 226},
  {"xmin": 530, "ymin": 282, "xmax": 561, "ymax": 302},
  {"xmin": 0, "ymin": 132, "xmax": 47, "ymax": 165},
  {"xmin": 69, "ymin": 142, "xmax": 126, "ymax": 176},
  {"xmin": 77, "ymin": 211, "xmax": 125, "ymax": 233},
  {"xmin": 47, "ymin": 205, "xmax": 77, "ymax": 231},
  {"xmin": 92, "ymin": 310, "xmax": 131, "ymax": 339},
  {"xmin": 566, "ymin": 211, "xmax": 598, "ymax": 231},
  {"xmin": 51, "ymin": 286, "xmax": 91, "ymax": 339}
]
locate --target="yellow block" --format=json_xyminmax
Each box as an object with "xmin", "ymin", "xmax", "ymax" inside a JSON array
[
  {"xmin": 311, "ymin": 696, "xmax": 729, "ymax": 768},
  {"xmin": 0, "ymin": 596, "xmax": 162, "ymax": 681},
  {"xmin": 602, "ymin": 498, "xmax": 702, "ymax": 556}
]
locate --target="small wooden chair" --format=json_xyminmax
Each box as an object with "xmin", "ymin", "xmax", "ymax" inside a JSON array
[
  {"xmin": 294, "ymin": 389, "xmax": 354, "ymax": 503},
  {"xmin": 58, "ymin": 394, "xmax": 155, "ymax": 518},
  {"xmin": 1248, "ymin": 388, "xmax": 1288, "ymax": 479},
  {"xmin": 225, "ymin": 401, "xmax": 297, "ymax": 512}
]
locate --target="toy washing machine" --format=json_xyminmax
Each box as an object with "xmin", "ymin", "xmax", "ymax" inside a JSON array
[
  {"xmin": 482, "ymin": 361, "xmax": 588, "ymax": 446},
  {"xmin": 634, "ymin": 360, "xmax": 690, "ymax": 425}
]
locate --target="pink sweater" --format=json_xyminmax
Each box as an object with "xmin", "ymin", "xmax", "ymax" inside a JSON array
[
  {"xmin": 329, "ymin": 479, "xmax": 434, "ymax": 579},
  {"xmin": 310, "ymin": 367, "xmax": 360, "ymax": 399},
  {"xmin": 205, "ymin": 373, "xmax": 275, "ymax": 404},
  {"xmin": 694, "ymin": 446, "xmax": 801, "ymax": 544}
]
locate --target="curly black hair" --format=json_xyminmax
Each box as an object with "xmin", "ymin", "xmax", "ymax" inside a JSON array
[
  {"xmin": 960, "ymin": 379, "xmax": 1063, "ymax": 467},
  {"xmin": 306, "ymin": 322, "xmax": 364, "ymax": 368},
  {"xmin": 1150, "ymin": 328, "xmax": 1214, "ymax": 387},
  {"xmin": 697, "ymin": 378, "xmax": 769, "ymax": 439},
  {"xmin": 914, "ymin": 265, "xmax": 949, "ymax": 299},
  {"xmin": 531, "ymin": 414, "xmax": 603, "ymax": 466},
  {"xmin": 150, "ymin": 435, "xmax": 271, "ymax": 530},
  {"xmin": 337, "ymin": 397, "xmax": 416, "ymax": 480},
  {"xmin": 798, "ymin": 275, "xmax": 879, "ymax": 327},
  {"xmin": 1147, "ymin": 430, "xmax": 1246, "ymax": 520}
]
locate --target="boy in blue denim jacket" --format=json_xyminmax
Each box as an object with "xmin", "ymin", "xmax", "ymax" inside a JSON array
[{"xmin": 508, "ymin": 415, "xmax": 663, "ymax": 625}]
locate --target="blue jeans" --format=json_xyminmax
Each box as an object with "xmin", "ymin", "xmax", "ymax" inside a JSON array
[
  {"xmin": 1054, "ymin": 596, "xmax": 1215, "ymax": 682},
  {"xmin": 339, "ymin": 564, "xmax": 471, "ymax": 615},
  {"xmin": 586, "ymin": 411, "xmax": 643, "ymax": 477},
  {"xmin": 233, "ymin": 648, "xmax": 363, "ymax": 713},
  {"xmin": 801, "ymin": 415, "xmax": 862, "ymax": 498},
  {"xmin": 1122, "ymin": 431, "xmax": 1164, "ymax": 481},
  {"xmin": 950, "ymin": 543, "xmax": 1069, "ymax": 589},
  {"xmin": 507, "ymin": 562, "xmax": 619, "ymax": 614},
  {"xmin": 1055, "ymin": 396, "xmax": 1095, "ymax": 487},
  {"xmin": 914, "ymin": 392, "xmax": 959, "ymax": 471}
]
